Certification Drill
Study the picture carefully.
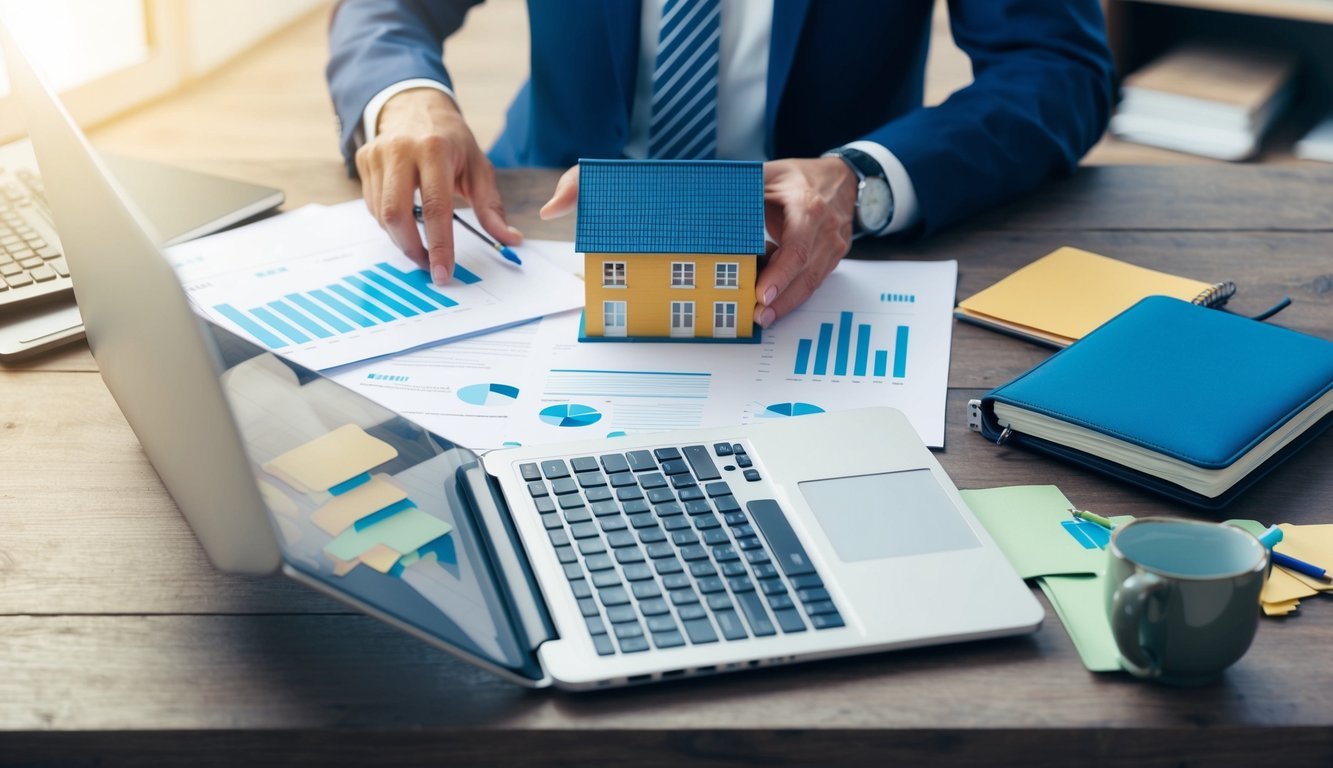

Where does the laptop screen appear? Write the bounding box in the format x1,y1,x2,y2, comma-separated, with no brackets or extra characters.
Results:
205,321,545,681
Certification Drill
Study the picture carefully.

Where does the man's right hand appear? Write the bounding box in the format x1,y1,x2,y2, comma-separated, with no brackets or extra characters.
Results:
354,88,522,284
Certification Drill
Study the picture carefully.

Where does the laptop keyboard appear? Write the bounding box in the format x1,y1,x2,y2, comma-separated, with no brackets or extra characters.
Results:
0,166,72,307
521,442,844,656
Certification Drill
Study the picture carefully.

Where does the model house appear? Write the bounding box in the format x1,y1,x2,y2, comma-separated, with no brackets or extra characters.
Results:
575,159,763,342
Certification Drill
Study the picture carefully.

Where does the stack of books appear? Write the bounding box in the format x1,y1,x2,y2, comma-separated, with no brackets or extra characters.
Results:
1110,43,1298,161
1295,113,1333,163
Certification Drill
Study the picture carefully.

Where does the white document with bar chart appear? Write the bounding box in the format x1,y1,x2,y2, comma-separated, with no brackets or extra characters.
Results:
165,201,584,371
332,259,957,449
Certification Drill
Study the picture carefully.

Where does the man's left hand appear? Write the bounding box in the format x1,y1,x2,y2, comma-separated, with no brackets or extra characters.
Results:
540,157,858,327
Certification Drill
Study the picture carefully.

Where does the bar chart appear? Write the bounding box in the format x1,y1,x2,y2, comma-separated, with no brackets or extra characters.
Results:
171,201,585,370
791,311,909,379
213,262,475,350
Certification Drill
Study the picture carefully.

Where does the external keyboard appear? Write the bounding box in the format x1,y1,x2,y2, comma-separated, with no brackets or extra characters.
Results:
521,442,844,656
0,165,72,308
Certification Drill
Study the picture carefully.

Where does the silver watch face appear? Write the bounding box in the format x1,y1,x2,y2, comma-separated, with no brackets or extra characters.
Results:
858,176,892,234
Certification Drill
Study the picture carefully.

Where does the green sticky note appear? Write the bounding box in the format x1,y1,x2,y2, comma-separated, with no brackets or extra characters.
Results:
1040,574,1123,673
961,485,1106,579
324,505,453,562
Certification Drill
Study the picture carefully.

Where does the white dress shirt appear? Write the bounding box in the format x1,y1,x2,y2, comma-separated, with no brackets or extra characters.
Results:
363,0,920,234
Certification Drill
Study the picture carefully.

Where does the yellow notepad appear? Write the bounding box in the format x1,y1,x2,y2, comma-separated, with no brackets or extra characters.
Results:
955,247,1232,347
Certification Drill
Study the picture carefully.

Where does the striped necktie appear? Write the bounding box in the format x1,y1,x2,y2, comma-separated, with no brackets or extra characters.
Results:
648,0,721,159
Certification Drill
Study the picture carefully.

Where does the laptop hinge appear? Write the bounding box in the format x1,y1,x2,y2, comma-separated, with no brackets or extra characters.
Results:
456,460,557,655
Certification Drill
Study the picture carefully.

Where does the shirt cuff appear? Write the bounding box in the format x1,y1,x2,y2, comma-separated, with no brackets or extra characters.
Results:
362,79,459,144
842,140,921,236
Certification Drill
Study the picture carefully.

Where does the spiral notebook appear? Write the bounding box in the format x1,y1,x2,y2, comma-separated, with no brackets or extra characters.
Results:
955,247,1234,348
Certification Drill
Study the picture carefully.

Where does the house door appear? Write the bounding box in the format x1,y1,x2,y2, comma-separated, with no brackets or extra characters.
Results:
670,301,694,338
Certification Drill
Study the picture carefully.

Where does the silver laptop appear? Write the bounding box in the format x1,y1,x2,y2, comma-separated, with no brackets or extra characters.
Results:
6,24,1042,689
0,136,283,359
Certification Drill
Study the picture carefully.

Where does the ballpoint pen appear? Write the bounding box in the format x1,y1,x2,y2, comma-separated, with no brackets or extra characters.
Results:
1256,525,1331,581
413,205,522,265
1070,508,1115,530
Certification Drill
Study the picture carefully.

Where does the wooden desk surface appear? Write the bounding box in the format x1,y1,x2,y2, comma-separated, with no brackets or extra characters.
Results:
2,161,1332,765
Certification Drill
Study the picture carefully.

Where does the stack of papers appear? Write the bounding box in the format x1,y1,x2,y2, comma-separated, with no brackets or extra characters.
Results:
1226,520,1333,616
1111,43,1297,160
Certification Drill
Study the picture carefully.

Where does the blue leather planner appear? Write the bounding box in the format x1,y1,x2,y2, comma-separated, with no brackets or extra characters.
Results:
977,296,1333,509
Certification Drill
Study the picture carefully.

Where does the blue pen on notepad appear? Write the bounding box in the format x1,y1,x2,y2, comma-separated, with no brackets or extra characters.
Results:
1256,525,1332,581
413,205,522,266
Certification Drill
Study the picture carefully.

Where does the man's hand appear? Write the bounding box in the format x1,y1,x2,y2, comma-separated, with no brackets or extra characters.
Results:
755,158,857,327
354,88,521,284
540,159,857,328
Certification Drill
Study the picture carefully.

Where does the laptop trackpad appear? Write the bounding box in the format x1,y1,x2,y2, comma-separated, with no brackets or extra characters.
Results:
799,470,979,562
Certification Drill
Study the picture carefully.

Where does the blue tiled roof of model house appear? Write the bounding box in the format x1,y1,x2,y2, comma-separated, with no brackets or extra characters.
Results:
575,159,765,255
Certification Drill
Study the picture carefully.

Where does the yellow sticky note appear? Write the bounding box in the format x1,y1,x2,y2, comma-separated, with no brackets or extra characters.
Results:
1261,564,1319,604
360,543,402,574
263,424,397,494
1276,524,1333,591
310,474,409,536
329,555,359,577
1263,599,1300,616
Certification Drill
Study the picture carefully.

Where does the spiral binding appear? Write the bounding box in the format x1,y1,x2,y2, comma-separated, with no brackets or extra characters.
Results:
1190,280,1237,308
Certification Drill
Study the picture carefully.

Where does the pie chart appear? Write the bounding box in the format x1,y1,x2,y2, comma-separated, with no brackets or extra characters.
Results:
457,382,520,406
763,402,825,417
539,403,602,428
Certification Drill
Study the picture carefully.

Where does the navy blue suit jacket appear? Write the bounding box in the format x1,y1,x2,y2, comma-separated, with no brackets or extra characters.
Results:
327,0,1113,237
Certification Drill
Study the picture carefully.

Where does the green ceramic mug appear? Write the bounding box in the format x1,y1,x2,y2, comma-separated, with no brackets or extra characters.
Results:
1104,517,1269,685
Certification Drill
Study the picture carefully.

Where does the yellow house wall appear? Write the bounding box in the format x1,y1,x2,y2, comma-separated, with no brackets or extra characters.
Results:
583,253,757,338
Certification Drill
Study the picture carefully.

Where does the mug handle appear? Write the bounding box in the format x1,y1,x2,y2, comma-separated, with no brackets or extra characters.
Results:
1111,571,1166,678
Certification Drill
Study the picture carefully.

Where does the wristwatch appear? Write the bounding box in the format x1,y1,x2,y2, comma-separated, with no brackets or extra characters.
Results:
825,147,894,238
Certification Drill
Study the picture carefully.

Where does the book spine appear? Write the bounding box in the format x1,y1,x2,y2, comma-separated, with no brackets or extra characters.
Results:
1191,281,1237,308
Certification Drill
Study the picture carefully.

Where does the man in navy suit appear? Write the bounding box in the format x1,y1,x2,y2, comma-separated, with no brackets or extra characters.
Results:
327,0,1113,326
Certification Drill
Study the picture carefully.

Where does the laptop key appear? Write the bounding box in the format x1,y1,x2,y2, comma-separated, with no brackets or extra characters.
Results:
614,547,645,565
706,592,734,611
554,546,577,564
736,536,763,551
702,529,730,546
551,477,578,495
744,550,771,565
572,522,602,540
652,630,687,649
654,557,684,575
660,458,689,475
646,542,674,559
689,561,717,579
577,471,606,488
623,499,651,514
571,456,599,473
653,447,682,462
535,497,557,514
713,442,734,456
736,454,753,469
798,587,830,603
728,576,755,593
677,603,707,621
624,564,655,583
570,579,592,599
548,529,571,548
773,609,807,633
704,482,732,498
608,471,637,488
767,594,795,611
562,563,584,580
698,577,726,594
669,588,699,606
743,469,761,482
639,597,670,615
671,530,699,546
811,613,846,630
563,507,591,524
540,513,563,531
712,545,739,562
585,553,614,571
628,513,657,529
721,561,747,577
616,485,644,500
599,516,627,532
631,580,661,599
605,530,636,548
736,591,777,637
677,486,705,502
694,515,721,530
747,499,817,577
655,502,684,517
527,481,548,498
662,516,691,532
646,615,679,634
683,618,718,644
684,500,712,516
714,496,741,513
805,600,838,616
585,486,613,503
670,474,696,490
601,453,631,474
626,450,656,472
592,570,622,588
590,500,620,516
679,545,708,561
599,585,631,607
519,463,541,481
752,563,779,580
723,511,748,526
578,598,600,618
606,605,637,624
681,445,721,481
558,494,586,509
646,488,675,504
790,574,824,590
639,472,667,490
715,609,748,640
540,459,570,479
638,526,667,544
593,634,616,656
618,636,651,653
662,573,690,591
578,538,607,556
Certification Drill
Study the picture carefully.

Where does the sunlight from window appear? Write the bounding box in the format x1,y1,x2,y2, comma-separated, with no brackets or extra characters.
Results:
0,0,148,97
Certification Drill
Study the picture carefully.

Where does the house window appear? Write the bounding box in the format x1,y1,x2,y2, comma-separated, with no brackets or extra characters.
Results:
602,261,626,287
603,300,627,337
713,301,737,338
715,262,739,289
670,301,694,338
671,261,695,288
